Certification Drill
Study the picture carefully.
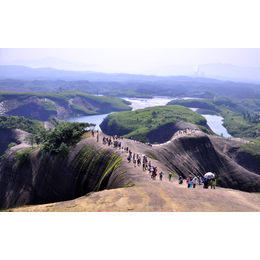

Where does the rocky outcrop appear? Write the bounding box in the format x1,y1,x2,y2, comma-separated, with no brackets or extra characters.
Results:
3,97,57,121
145,132,260,192
0,134,126,209
1,128,260,211
100,119,214,143
147,121,214,143
0,128,32,156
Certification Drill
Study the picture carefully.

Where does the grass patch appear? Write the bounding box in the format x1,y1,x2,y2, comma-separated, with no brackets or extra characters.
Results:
15,146,39,168
147,154,156,160
124,181,135,188
96,154,122,191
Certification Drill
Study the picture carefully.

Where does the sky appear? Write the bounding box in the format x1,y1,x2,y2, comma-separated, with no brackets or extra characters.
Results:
1,48,260,75
1,48,260,67
1,1,260,74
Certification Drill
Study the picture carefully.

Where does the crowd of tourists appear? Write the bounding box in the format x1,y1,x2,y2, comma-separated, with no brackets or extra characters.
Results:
92,130,217,189
180,175,217,189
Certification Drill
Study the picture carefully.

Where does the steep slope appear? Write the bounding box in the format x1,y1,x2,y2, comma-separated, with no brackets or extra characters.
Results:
0,134,129,209
1,128,260,211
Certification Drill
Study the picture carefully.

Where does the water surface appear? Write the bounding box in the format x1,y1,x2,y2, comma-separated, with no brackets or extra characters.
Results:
65,96,232,137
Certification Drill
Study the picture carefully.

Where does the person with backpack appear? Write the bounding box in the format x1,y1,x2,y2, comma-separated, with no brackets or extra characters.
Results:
168,173,173,181
151,168,156,180
192,177,198,188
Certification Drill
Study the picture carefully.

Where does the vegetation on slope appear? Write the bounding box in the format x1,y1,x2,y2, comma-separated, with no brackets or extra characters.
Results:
0,90,132,113
101,105,208,143
0,142,17,166
14,121,95,168
167,99,260,139
39,122,95,156
0,115,44,134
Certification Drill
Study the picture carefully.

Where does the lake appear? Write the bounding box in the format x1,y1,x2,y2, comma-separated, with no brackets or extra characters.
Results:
189,108,232,137
65,96,232,137
202,114,232,137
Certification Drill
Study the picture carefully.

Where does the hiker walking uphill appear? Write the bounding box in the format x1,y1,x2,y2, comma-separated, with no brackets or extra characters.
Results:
186,177,192,188
96,130,99,142
192,177,198,188
159,171,163,181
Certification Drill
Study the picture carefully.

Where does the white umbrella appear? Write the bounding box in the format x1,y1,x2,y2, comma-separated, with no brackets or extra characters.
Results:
204,172,215,179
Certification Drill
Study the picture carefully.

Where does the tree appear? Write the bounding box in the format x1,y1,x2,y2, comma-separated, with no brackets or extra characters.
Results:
35,134,43,145
24,135,36,148
56,142,69,158
152,111,157,118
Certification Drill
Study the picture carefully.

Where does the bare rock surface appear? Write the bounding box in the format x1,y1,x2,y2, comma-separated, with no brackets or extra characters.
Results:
3,130,260,212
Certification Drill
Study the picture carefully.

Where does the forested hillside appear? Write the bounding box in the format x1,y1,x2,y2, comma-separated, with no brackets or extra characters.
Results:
0,90,132,121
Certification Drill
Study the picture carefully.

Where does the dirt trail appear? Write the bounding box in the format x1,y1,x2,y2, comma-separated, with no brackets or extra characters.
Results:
7,131,260,212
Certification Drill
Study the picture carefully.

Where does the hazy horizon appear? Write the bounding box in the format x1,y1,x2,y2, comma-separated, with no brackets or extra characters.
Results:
1,49,260,80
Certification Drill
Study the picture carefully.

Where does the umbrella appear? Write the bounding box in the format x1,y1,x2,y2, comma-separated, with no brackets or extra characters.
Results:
204,172,215,179
142,154,146,156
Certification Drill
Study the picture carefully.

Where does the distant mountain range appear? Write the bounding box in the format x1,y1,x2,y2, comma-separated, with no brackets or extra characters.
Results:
0,57,103,72
153,63,260,83
1,59,260,84
0,65,226,83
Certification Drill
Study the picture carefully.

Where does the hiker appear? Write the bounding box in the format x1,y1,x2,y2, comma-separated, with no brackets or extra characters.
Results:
151,169,156,180
179,176,183,184
202,178,209,189
186,178,191,188
154,167,157,177
133,158,136,167
96,131,99,142
192,177,198,188
143,161,146,171
159,171,163,181
211,178,216,189
168,173,173,181
198,176,202,185
148,161,152,168
137,157,141,166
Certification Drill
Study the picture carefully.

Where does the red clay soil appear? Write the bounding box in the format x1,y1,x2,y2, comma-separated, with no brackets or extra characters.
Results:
6,132,260,212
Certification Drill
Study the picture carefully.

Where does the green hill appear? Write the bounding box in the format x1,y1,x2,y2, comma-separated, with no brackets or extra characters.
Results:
0,90,132,121
100,105,210,143
167,99,260,139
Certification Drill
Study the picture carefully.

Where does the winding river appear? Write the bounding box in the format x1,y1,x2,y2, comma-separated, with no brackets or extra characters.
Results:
65,96,232,138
